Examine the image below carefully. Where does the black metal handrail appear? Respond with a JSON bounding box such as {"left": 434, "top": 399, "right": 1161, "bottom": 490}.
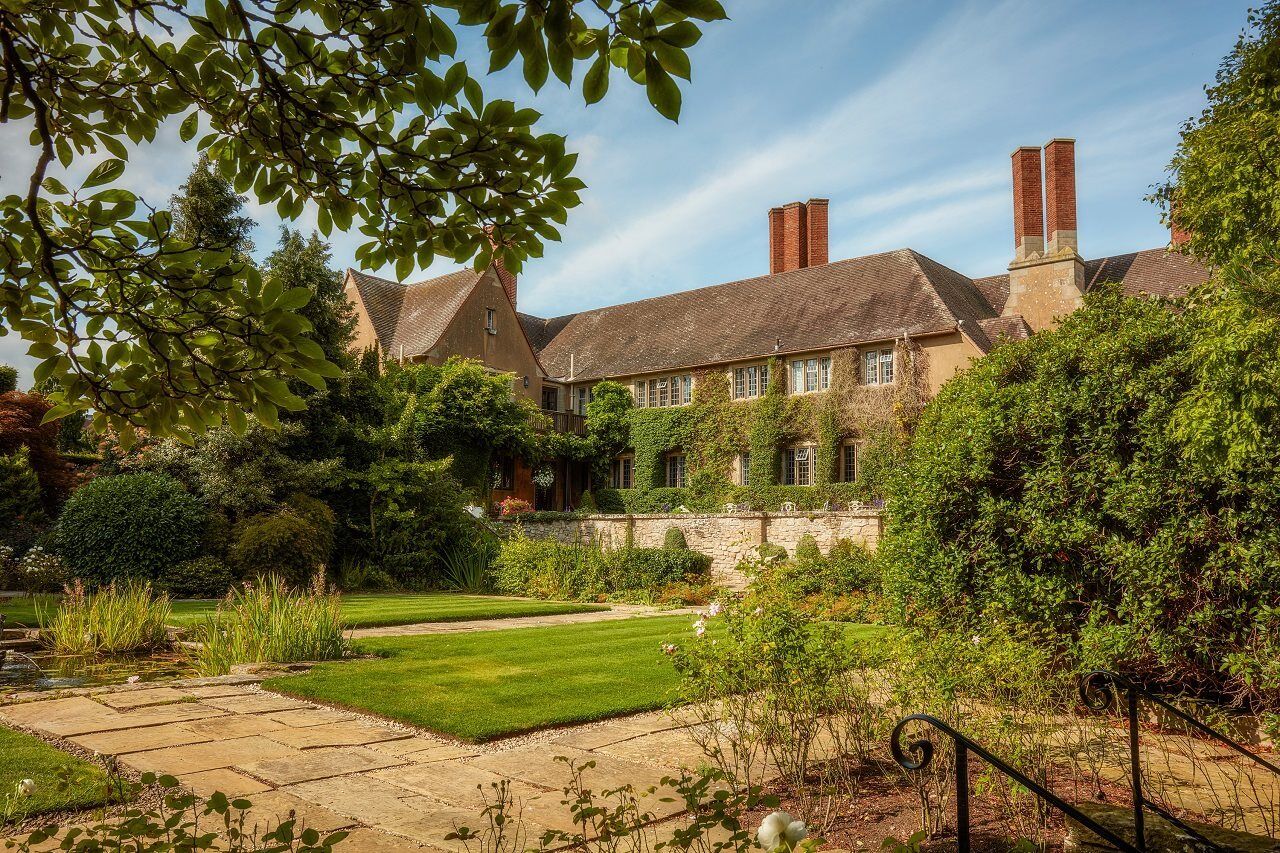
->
{"left": 1079, "top": 669, "right": 1280, "bottom": 851}
{"left": 891, "top": 713, "right": 1141, "bottom": 853}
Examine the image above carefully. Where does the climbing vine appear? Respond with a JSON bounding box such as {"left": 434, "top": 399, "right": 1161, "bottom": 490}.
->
{"left": 747, "top": 358, "right": 786, "bottom": 487}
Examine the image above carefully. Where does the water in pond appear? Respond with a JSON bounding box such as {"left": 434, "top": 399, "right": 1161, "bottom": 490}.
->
{"left": 0, "top": 650, "right": 195, "bottom": 691}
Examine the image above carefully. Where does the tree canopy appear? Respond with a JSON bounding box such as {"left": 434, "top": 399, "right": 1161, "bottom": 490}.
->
{"left": 0, "top": 0, "right": 727, "bottom": 440}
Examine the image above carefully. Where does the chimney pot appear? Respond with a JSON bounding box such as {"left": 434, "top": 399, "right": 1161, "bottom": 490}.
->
{"left": 1011, "top": 146, "right": 1045, "bottom": 261}
{"left": 1044, "top": 138, "right": 1078, "bottom": 255}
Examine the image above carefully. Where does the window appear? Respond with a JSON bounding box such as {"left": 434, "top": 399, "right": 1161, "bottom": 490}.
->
{"left": 575, "top": 387, "right": 591, "bottom": 415}
{"left": 484, "top": 308, "right": 497, "bottom": 334}
{"left": 789, "top": 357, "right": 831, "bottom": 393}
{"left": 666, "top": 454, "right": 687, "bottom": 488}
{"left": 542, "top": 386, "right": 558, "bottom": 412}
{"left": 611, "top": 455, "right": 633, "bottom": 489}
{"left": 864, "top": 348, "right": 895, "bottom": 385}
{"left": 738, "top": 452, "right": 751, "bottom": 486}
{"left": 782, "top": 446, "right": 815, "bottom": 486}
{"left": 841, "top": 443, "right": 857, "bottom": 483}
{"left": 492, "top": 455, "right": 515, "bottom": 491}
{"left": 732, "top": 364, "right": 770, "bottom": 400}
{"left": 637, "top": 374, "right": 692, "bottom": 408}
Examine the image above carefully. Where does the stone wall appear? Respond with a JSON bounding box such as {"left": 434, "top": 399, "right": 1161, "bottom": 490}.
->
{"left": 500, "top": 510, "right": 883, "bottom": 588}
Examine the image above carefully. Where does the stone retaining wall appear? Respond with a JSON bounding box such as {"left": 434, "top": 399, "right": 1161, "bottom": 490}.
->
{"left": 500, "top": 511, "right": 883, "bottom": 588}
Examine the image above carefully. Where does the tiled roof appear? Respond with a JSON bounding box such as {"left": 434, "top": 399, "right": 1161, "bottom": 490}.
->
{"left": 976, "top": 315, "right": 1032, "bottom": 348}
{"left": 973, "top": 247, "right": 1207, "bottom": 314}
{"left": 517, "top": 312, "right": 577, "bottom": 352}
{"left": 534, "top": 249, "right": 1001, "bottom": 381}
{"left": 347, "top": 268, "right": 481, "bottom": 358}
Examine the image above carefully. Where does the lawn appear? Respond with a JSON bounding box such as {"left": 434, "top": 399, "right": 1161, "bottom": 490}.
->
{"left": 0, "top": 594, "right": 606, "bottom": 629}
{"left": 264, "top": 616, "right": 889, "bottom": 742}
{"left": 0, "top": 725, "right": 112, "bottom": 822}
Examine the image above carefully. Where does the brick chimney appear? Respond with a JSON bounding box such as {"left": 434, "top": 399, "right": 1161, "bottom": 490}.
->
{"left": 484, "top": 227, "right": 517, "bottom": 308}
{"left": 1169, "top": 198, "right": 1191, "bottom": 248}
{"left": 1004, "top": 140, "right": 1084, "bottom": 332}
{"left": 1011, "top": 146, "right": 1045, "bottom": 261}
{"left": 1044, "top": 138, "right": 1078, "bottom": 254}
{"left": 768, "top": 199, "right": 828, "bottom": 273}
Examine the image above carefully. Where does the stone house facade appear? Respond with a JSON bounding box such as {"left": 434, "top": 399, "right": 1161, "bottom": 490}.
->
{"left": 345, "top": 139, "right": 1208, "bottom": 507}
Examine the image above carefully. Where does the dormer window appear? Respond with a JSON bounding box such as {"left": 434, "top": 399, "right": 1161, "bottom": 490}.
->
{"left": 485, "top": 308, "right": 497, "bottom": 334}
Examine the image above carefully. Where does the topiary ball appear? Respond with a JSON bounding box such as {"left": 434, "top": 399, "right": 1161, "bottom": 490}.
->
{"left": 54, "top": 472, "right": 205, "bottom": 586}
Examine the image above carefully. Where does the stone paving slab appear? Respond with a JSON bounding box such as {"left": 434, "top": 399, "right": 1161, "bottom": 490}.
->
{"left": 200, "top": 692, "right": 314, "bottom": 714}
{"left": 266, "top": 720, "right": 412, "bottom": 749}
{"left": 1, "top": 695, "right": 226, "bottom": 737}
{"left": 266, "top": 707, "right": 359, "bottom": 728}
{"left": 96, "top": 687, "right": 192, "bottom": 709}
{"left": 70, "top": 721, "right": 211, "bottom": 755}
{"left": 178, "top": 768, "right": 274, "bottom": 798}
{"left": 365, "top": 736, "right": 478, "bottom": 762}
{"left": 122, "top": 735, "right": 305, "bottom": 776}
{"left": 239, "top": 745, "right": 407, "bottom": 785}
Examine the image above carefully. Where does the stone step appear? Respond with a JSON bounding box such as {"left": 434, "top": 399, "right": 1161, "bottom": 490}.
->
{"left": 0, "top": 637, "right": 41, "bottom": 653}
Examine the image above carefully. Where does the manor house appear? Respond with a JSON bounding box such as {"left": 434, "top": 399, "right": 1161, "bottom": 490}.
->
{"left": 343, "top": 140, "right": 1207, "bottom": 509}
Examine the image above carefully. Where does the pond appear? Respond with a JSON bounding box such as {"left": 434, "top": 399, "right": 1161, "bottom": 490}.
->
{"left": 0, "top": 649, "right": 195, "bottom": 691}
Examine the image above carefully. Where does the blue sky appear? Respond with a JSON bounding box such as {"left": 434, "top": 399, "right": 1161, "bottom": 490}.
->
{"left": 0, "top": 0, "right": 1254, "bottom": 385}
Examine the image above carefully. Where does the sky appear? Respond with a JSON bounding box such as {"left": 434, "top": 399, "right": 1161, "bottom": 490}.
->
{"left": 0, "top": 0, "right": 1255, "bottom": 387}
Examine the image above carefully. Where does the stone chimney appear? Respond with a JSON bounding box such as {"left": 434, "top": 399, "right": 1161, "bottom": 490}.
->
{"left": 768, "top": 199, "right": 829, "bottom": 273}
{"left": 1003, "top": 140, "right": 1085, "bottom": 332}
{"left": 485, "top": 227, "right": 517, "bottom": 308}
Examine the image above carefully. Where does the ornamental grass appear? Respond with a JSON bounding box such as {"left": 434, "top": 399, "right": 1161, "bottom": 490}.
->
{"left": 189, "top": 573, "right": 348, "bottom": 676}
{"left": 41, "top": 580, "right": 171, "bottom": 655}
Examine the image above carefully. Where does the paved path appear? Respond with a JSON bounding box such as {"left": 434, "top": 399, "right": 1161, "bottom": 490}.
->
{"left": 0, "top": 681, "right": 708, "bottom": 851}
{"left": 352, "top": 603, "right": 698, "bottom": 638}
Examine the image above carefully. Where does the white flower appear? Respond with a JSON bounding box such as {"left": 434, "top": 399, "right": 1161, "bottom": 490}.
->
{"left": 706, "top": 601, "right": 722, "bottom": 618}
{"left": 17, "top": 779, "right": 35, "bottom": 797}
{"left": 971, "top": 635, "right": 982, "bottom": 645}
{"left": 661, "top": 643, "right": 678, "bottom": 656}
{"left": 693, "top": 618, "right": 706, "bottom": 638}
{"left": 126, "top": 675, "right": 141, "bottom": 684}
{"left": 756, "top": 811, "right": 806, "bottom": 851}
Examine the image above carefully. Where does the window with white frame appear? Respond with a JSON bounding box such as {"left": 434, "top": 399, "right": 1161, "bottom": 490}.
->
{"left": 666, "top": 453, "right": 687, "bottom": 488}
{"left": 863, "top": 348, "right": 895, "bottom": 385}
{"left": 788, "top": 356, "right": 831, "bottom": 394}
{"left": 731, "top": 364, "right": 770, "bottom": 400}
{"left": 574, "top": 386, "right": 591, "bottom": 415}
{"left": 782, "top": 445, "right": 815, "bottom": 486}
{"left": 738, "top": 452, "right": 751, "bottom": 486}
{"left": 634, "top": 374, "right": 693, "bottom": 408}
{"left": 841, "top": 442, "right": 857, "bottom": 483}
{"left": 611, "top": 455, "right": 633, "bottom": 489}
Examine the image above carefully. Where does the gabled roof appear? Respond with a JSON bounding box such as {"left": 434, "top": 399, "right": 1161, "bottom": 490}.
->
{"left": 531, "top": 249, "right": 1001, "bottom": 381}
{"left": 973, "top": 247, "right": 1207, "bottom": 315}
{"left": 347, "top": 268, "right": 481, "bottom": 358}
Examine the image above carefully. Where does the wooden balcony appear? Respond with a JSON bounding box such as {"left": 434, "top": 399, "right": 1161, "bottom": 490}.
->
{"left": 528, "top": 408, "right": 587, "bottom": 435}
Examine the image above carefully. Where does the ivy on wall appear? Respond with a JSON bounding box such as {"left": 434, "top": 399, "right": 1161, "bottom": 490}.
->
{"left": 581, "top": 342, "right": 931, "bottom": 507}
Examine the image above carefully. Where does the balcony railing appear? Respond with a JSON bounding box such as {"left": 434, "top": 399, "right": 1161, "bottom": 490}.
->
{"left": 528, "top": 408, "right": 587, "bottom": 435}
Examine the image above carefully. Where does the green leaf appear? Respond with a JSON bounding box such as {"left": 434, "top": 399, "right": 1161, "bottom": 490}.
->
{"left": 82, "top": 158, "right": 126, "bottom": 189}
{"left": 658, "top": 21, "right": 702, "bottom": 48}
{"left": 179, "top": 112, "right": 199, "bottom": 142}
{"left": 583, "top": 56, "right": 609, "bottom": 105}
{"left": 644, "top": 58, "right": 681, "bottom": 121}
{"left": 659, "top": 0, "right": 728, "bottom": 21}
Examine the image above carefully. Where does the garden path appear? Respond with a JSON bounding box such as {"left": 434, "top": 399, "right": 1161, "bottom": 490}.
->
{"left": 0, "top": 679, "right": 710, "bottom": 851}
{"left": 350, "top": 603, "right": 698, "bottom": 638}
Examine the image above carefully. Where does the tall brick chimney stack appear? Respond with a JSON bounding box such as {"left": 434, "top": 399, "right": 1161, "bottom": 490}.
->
{"left": 1004, "top": 140, "right": 1085, "bottom": 333}
{"left": 1011, "top": 146, "right": 1045, "bottom": 261}
{"left": 484, "top": 226, "right": 517, "bottom": 308}
{"left": 1044, "top": 138, "right": 1078, "bottom": 255}
{"left": 768, "top": 199, "right": 828, "bottom": 273}
{"left": 1169, "top": 199, "right": 1192, "bottom": 248}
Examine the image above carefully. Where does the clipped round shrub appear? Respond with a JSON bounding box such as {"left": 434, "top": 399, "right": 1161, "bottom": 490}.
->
{"left": 230, "top": 509, "right": 329, "bottom": 587}
{"left": 757, "top": 542, "right": 787, "bottom": 563}
{"left": 794, "top": 534, "right": 822, "bottom": 563}
{"left": 577, "top": 491, "right": 598, "bottom": 513}
{"left": 663, "top": 527, "right": 689, "bottom": 551}
{"left": 157, "top": 556, "right": 238, "bottom": 599}
{"left": 54, "top": 473, "right": 204, "bottom": 586}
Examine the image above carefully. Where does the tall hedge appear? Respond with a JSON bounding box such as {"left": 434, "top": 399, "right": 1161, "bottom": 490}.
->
{"left": 879, "top": 289, "right": 1280, "bottom": 707}
{"left": 54, "top": 473, "right": 205, "bottom": 585}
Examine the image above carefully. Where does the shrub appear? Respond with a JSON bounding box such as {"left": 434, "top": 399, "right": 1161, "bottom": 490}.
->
{"left": 189, "top": 575, "right": 347, "bottom": 676}
{"left": 13, "top": 546, "right": 65, "bottom": 595}
{"left": 337, "top": 558, "right": 398, "bottom": 592}
{"left": 576, "top": 490, "right": 598, "bottom": 513}
{"left": 0, "top": 447, "right": 48, "bottom": 550}
{"left": 230, "top": 507, "right": 332, "bottom": 587}
{"left": 663, "top": 526, "right": 689, "bottom": 550}
{"left": 879, "top": 289, "right": 1280, "bottom": 707}
{"left": 492, "top": 532, "right": 709, "bottom": 601}
{"left": 53, "top": 473, "right": 205, "bottom": 586}
{"left": 42, "top": 581, "right": 171, "bottom": 655}
{"left": 0, "top": 391, "right": 76, "bottom": 513}
{"left": 441, "top": 538, "right": 495, "bottom": 593}
{"left": 157, "top": 556, "right": 237, "bottom": 599}
{"left": 793, "top": 533, "right": 821, "bottom": 562}
{"left": 0, "top": 365, "right": 15, "bottom": 394}
{"left": 497, "top": 496, "right": 533, "bottom": 517}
